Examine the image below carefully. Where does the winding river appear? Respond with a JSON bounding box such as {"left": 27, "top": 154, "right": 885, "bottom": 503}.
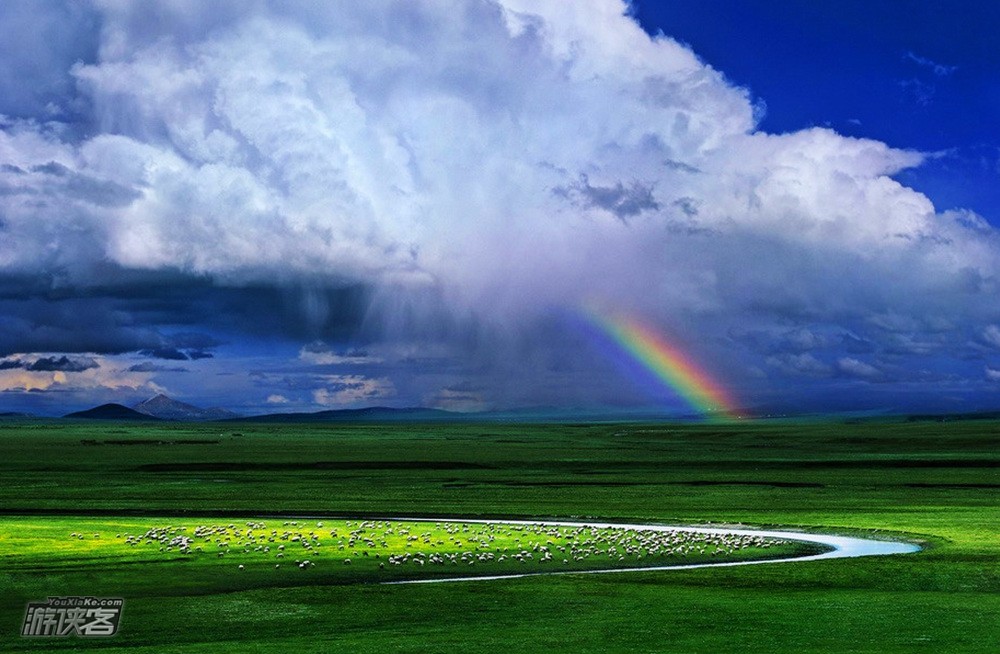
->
{"left": 380, "top": 517, "right": 920, "bottom": 585}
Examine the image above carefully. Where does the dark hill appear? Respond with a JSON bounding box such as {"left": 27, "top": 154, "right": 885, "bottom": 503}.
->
{"left": 232, "top": 406, "right": 458, "bottom": 423}
{"left": 0, "top": 411, "right": 34, "bottom": 419}
{"left": 64, "top": 404, "right": 162, "bottom": 421}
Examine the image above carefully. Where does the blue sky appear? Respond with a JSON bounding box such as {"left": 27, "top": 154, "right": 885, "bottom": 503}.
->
{"left": 633, "top": 1, "right": 1000, "bottom": 224}
{"left": 1, "top": 1, "right": 1000, "bottom": 417}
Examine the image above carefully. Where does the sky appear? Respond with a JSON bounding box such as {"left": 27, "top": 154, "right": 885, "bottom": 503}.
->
{"left": 2, "top": 0, "right": 1000, "bottom": 417}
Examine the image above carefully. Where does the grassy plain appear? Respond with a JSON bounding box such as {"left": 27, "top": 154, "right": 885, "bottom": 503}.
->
{"left": 0, "top": 418, "right": 997, "bottom": 652}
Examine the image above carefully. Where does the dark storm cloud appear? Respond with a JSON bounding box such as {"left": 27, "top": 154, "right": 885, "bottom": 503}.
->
{"left": 0, "top": 297, "right": 165, "bottom": 356}
{"left": 0, "top": 301, "right": 175, "bottom": 359}
{"left": 0, "top": 265, "right": 375, "bottom": 358}
{"left": 26, "top": 355, "right": 98, "bottom": 372}
{"left": 115, "top": 282, "right": 373, "bottom": 342}
{"left": 0, "top": 269, "right": 231, "bottom": 356}
{"left": 140, "top": 348, "right": 189, "bottom": 361}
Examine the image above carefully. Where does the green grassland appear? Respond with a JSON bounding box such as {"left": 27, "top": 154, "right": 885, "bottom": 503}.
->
{"left": 0, "top": 418, "right": 998, "bottom": 652}
{"left": 1, "top": 516, "right": 809, "bottom": 590}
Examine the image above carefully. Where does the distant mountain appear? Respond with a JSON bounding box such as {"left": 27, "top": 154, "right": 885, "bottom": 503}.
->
{"left": 0, "top": 411, "right": 34, "bottom": 419}
{"left": 65, "top": 403, "right": 162, "bottom": 421}
{"left": 133, "top": 394, "right": 239, "bottom": 421}
{"left": 43, "top": 401, "right": 1000, "bottom": 423}
{"left": 232, "top": 406, "right": 459, "bottom": 423}
{"left": 233, "top": 405, "right": 725, "bottom": 424}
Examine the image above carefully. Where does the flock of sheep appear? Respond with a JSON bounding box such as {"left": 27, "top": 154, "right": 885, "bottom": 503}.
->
{"left": 92, "top": 519, "right": 785, "bottom": 574}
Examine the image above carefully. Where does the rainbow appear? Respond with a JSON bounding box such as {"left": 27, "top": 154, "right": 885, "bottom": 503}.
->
{"left": 580, "top": 309, "right": 740, "bottom": 420}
